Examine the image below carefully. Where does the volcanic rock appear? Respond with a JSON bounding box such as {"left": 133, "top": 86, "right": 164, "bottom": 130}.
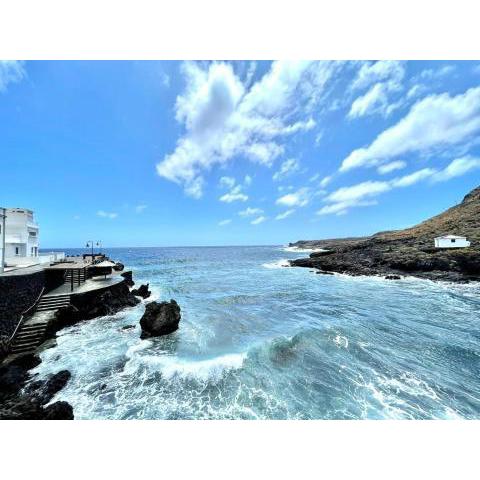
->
{"left": 140, "top": 300, "right": 181, "bottom": 339}
{"left": 131, "top": 283, "right": 151, "bottom": 299}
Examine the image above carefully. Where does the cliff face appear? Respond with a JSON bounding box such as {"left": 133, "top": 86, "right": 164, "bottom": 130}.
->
{"left": 290, "top": 185, "right": 480, "bottom": 282}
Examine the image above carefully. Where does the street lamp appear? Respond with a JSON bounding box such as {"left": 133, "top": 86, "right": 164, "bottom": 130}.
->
{"left": 86, "top": 240, "right": 94, "bottom": 262}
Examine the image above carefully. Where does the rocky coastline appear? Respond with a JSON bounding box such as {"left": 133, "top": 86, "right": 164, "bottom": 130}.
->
{"left": 290, "top": 186, "right": 480, "bottom": 283}
{"left": 0, "top": 266, "right": 178, "bottom": 419}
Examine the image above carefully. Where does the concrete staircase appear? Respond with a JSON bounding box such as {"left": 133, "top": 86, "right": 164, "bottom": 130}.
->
{"left": 9, "top": 322, "right": 49, "bottom": 355}
{"left": 36, "top": 294, "right": 71, "bottom": 312}
{"left": 9, "top": 293, "right": 71, "bottom": 355}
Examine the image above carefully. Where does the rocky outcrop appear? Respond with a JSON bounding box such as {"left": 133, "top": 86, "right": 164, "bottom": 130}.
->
{"left": 139, "top": 300, "right": 181, "bottom": 339}
{"left": 131, "top": 283, "right": 151, "bottom": 299}
{"left": 113, "top": 262, "right": 125, "bottom": 271}
{"left": 121, "top": 271, "right": 135, "bottom": 287}
{"left": 290, "top": 185, "right": 480, "bottom": 282}
{"left": 0, "top": 335, "right": 10, "bottom": 362}
{"left": 0, "top": 355, "right": 73, "bottom": 420}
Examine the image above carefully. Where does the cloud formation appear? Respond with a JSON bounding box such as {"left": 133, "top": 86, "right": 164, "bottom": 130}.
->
{"left": 156, "top": 61, "right": 340, "bottom": 197}
{"left": 319, "top": 155, "right": 480, "bottom": 216}
{"left": 251, "top": 215, "right": 267, "bottom": 225}
{"left": 276, "top": 187, "right": 310, "bottom": 207}
{"left": 272, "top": 158, "right": 300, "bottom": 181}
{"left": 97, "top": 210, "right": 118, "bottom": 219}
{"left": 341, "top": 86, "right": 480, "bottom": 172}
{"left": 0, "top": 61, "right": 26, "bottom": 93}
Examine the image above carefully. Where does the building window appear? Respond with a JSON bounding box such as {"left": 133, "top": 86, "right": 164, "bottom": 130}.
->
{"left": 15, "top": 247, "right": 19, "bottom": 255}
{"left": 451, "top": 239, "right": 456, "bottom": 243}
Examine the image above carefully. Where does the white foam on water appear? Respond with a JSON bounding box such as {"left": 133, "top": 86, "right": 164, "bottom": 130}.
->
{"left": 334, "top": 335, "right": 349, "bottom": 349}
{"left": 281, "top": 246, "right": 328, "bottom": 253}
{"left": 262, "top": 259, "right": 290, "bottom": 269}
{"left": 124, "top": 348, "right": 247, "bottom": 382}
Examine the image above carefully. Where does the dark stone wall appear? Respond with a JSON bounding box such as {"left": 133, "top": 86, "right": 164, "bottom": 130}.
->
{"left": 0, "top": 270, "right": 45, "bottom": 337}
{"left": 45, "top": 270, "right": 65, "bottom": 293}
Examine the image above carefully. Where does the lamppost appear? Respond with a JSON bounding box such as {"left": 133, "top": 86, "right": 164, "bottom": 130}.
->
{"left": 86, "top": 240, "right": 94, "bottom": 262}
{"left": 86, "top": 240, "right": 102, "bottom": 262}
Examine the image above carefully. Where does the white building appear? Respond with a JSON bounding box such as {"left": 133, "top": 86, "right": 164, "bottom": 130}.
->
{"left": 1, "top": 208, "right": 64, "bottom": 270}
{"left": 434, "top": 235, "right": 471, "bottom": 249}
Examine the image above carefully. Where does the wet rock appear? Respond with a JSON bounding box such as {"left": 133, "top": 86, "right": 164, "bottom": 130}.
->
{"left": 121, "top": 325, "right": 135, "bottom": 330}
{"left": 42, "top": 401, "right": 74, "bottom": 420}
{"left": 0, "top": 335, "right": 11, "bottom": 361}
{"left": 316, "top": 270, "right": 334, "bottom": 275}
{"left": 121, "top": 271, "right": 135, "bottom": 287}
{"left": 140, "top": 300, "right": 181, "bottom": 339}
{"left": 131, "top": 283, "right": 151, "bottom": 299}
{"left": 385, "top": 275, "right": 401, "bottom": 280}
{"left": 113, "top": 262, "right": 125, "bottom": 271}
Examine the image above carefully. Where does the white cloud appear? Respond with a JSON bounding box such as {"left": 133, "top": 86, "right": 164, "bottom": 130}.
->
{"left": 348, "top": 61, "right": 405, "bottom": 119}
{"left": 0, "top": 61, "right": 26, "bottom": 93}
{"left": 275, "top": 209, "right": 295, "bottom": 220}
{"left": 239, "top": 207, "right": 263, "bottom": 217}
{"left": 135, "top": 204, "right": 148, "bottom": 213}
{"left": 417, "top": 65, "right": 456, "bottom": 81}
{"left": 319, "top": 168, "right": 432, "bottom": 216}
{"left": 156, "top": 61, "right": 341, "bottom": 197}
{"left": 317, "top": 200, "right": 378, "bottom": 216}
{"left": 219, "top": 176, "right": 236, "bottom": 189}
{"left": 272, "top": 158, "right": 300, "bottom": 181}
{"left": 161, "top": 72, "right": 170, "bottom": 88}
{"left": 391, "top": 168, "right": 436, "bottom": 187}
{"left": 251, "top": 215, "right": 267, "bottom": 225}
{"left": 341, "top": 86, "right": 480, "bottom": 172}
{"left": 377, "top": 160, "right": 407, "bottom": 175}
{"left": 351, "top": 61, "right": 405, "bottom": 91}
{"left": 276, "top": 187, "right": 310, "bottom": 207}
{"left": 218, "top": 219, "right": 232, "bottom": 226}
{"left": 309, "top": 173, "right": 320, "bottom": 182}
{"left": 319, "top": 175, "right": 333, "bottom": 188}
{"left": 349, "top": 83, "right": 399, "bottom": 118}
{"left": 97, "top": 210, "right": 118, "bottom": 219}
{"left": 244, "top": 174, "right": 252, "bottom": 186}
{"left": 326, "top": 181, "right": 391, "bottom": 204}
{"left": 219, "top": 184, "right": 248, "bottom": 203}
{"left": 432, "top": 155, "right": 480, "bottom": 182}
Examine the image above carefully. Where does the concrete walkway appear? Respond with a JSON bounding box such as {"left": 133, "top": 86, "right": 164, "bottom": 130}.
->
{"left": 44, "top": 275, "right": 124, "bottom": 297}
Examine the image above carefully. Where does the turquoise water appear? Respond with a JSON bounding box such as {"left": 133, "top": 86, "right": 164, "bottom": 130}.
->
{"left": 32, "top": 246, "right": 480, "bottom": 419}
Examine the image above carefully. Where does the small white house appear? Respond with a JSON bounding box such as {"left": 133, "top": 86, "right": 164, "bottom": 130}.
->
{"left": 434, "top": 235, "right": 471, "bottom": 249}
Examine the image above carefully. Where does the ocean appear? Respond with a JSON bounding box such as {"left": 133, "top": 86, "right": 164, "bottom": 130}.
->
{"left": 32, "top": 246, "right": 480, "bottom": 419}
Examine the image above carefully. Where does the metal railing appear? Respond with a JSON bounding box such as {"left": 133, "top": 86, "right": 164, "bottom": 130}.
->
{"left": 9, "top": 286, "right": 45, "bottom": 344}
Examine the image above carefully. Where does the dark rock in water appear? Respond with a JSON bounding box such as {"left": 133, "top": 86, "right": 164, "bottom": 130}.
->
{"left": 140, "top": 300, "right": 181, "bottom": 339}
{"left": 131, "top": 283, "right": 151, "bottom": 299}
{"left": 316, "top": 270, "right": 334, "bottom": 275}
{"left": 0, "top": 335, "right": 11, "bottom": 362}
{"left": 113, "top": 262, "right": 125, "bottom": 271}
{"left": 121, "top": 271, "right": 135, "bottom": 287}
{"left": 43, "top": 401, "right": 74, "bottom": 420}
{"left": 0, "top": 364, "right": 29, "bottom": 394}
{"left": 0, "top": 358, "right": 74, "bottom": 420}
{"left": 385, "top": 275, "right": 401, "bottom": 280}
{"left": 0, "top": 354, "right": 42, "bottom": 394}
{"left": 36, "top": 370, "right": 71, "bottom": 404}
{"left": 121, "top": 325, "right": 135, "bottom": 330}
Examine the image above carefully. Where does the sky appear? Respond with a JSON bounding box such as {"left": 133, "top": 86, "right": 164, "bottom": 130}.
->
{"left": 1, "top": 60, "right": 480, "bottom": 248}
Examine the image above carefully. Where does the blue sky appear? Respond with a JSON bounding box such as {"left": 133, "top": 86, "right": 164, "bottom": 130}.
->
{"left": 1, "top": 60, "right": 480, "bottom": 247}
